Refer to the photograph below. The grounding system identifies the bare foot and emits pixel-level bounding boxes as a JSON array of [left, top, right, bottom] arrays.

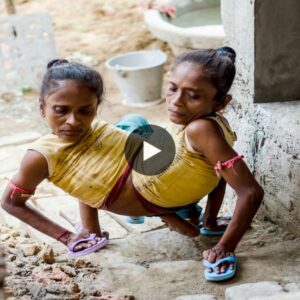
[[203, 217, 231, 231]]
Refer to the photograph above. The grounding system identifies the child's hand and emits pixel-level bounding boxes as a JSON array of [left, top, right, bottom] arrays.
[[203, 244, 235, 274]]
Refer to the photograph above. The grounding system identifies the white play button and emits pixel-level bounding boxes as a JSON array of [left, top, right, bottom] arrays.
[[143, 141, 161, 161], [124, 124, 175, 175]]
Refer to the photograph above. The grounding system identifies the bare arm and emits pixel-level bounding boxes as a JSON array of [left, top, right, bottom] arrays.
[[204, 177, 227, 227], [187, 119, 264, 253], [0, 150, 72, 245], [79, 202, 101, 236]]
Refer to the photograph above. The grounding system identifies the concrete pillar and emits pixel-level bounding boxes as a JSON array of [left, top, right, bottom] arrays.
[[221, 0, 300, 235], [254, 0, 300, 102]]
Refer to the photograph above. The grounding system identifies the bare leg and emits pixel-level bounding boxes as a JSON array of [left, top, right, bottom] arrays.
[[160, 213, 199, 237]]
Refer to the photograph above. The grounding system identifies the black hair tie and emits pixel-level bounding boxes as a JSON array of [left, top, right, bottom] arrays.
[[47, 59, 69, 69], [216, 47, 236, 64]]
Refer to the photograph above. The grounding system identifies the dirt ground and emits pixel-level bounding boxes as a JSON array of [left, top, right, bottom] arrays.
[[0, 0, 300, 299], [0, 0, 172, 136]]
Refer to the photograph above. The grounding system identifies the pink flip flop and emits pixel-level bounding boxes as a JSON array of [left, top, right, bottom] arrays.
[[68, 233, 108, 257]]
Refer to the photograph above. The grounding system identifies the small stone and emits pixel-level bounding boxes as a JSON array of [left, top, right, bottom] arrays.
[[100, 5, 116, 16], [59, 265, 76, 277], [10, 230, 20, 238], [283, 233, 295, 241], [15, 260, 25, 268], [30, 257, 40, 266], [42, 265, 52, 272], [251, 240, 265, 247], [18, 244, 41, 257], [49, 267, 71, 282], [266, 226, 278, 234], [8, 255, 16, 262], [0, 92, 16, 102], [73, 259, 89, 268], [40, 245, 55, 264], [6, 242, 16, 248], [0, 233, 10, 241], [93, 5, 116, 16], [225, 281, 284, 300]]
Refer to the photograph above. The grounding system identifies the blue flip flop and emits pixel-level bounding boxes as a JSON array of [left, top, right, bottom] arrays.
[[198, 215, 232, 236], [203, 256, 237, 282], [200, 227, 225, 236], [123, 216, 145, 224]]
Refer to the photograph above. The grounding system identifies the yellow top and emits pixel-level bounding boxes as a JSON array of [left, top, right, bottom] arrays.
[[29, 121, 131, 208], [29, 116, 236, 209], [132, 115, 237, 207]]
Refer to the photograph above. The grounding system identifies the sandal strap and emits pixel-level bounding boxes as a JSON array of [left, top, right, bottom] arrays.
[[68, 233, 96, 251], [203, 256, 237, 271]]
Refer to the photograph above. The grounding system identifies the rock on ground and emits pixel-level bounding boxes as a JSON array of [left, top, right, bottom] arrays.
[[225, 281, 284, 300]]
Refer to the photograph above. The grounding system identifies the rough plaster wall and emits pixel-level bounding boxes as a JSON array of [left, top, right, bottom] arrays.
[[221, 0, 300, 235], [253, 103, 300, 232], [254, 0, 300, 102]]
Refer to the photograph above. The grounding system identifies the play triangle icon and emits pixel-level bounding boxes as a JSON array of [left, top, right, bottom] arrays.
[[143, 141, 161, 161]]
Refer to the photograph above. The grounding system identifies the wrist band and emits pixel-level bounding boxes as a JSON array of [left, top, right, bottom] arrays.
[[56, 229, 69, 241]]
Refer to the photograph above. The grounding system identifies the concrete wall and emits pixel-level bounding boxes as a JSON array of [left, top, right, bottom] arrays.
[[221, 0, 300, 236], [254, 0, 300, 102]]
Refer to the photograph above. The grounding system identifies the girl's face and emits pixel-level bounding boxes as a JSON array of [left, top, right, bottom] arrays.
[[40, 80, 98, 141], [165, 62, 218, 125]]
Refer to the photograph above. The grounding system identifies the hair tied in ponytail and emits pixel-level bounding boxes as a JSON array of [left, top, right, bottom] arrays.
[[216, 47, 236, 64]]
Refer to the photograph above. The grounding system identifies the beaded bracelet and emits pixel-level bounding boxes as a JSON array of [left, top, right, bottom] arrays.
[[214, 155, 244, 177]]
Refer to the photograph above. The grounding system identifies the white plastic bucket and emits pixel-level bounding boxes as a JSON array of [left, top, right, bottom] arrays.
[[105, 50, 167, 107]]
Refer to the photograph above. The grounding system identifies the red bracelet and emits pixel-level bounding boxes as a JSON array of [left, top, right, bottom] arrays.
[[214, 155, 244, 177], [10, 180, 35, 199], [56, 229, 69, 241]]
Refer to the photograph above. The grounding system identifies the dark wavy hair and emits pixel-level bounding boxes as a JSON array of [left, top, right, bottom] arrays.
[[173, 47, 236, 108], [40, 59, 104, 104]]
